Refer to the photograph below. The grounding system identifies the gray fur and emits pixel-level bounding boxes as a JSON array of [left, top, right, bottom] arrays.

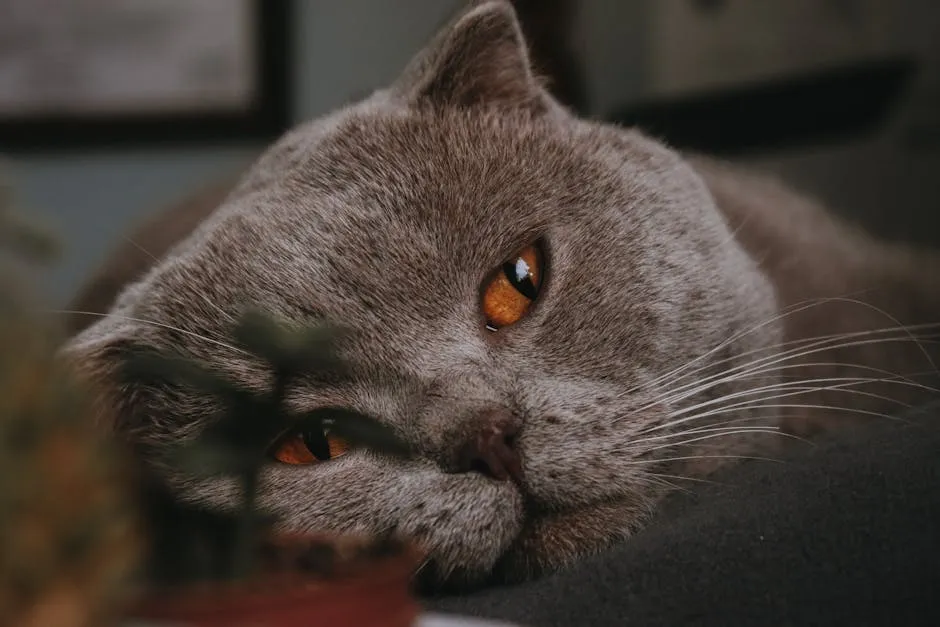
[[63, 0, 940, 588]]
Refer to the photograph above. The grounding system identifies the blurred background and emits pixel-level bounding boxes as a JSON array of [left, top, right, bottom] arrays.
[[1, 0, 939, 308]]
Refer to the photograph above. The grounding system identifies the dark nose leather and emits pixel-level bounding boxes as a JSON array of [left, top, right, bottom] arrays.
[[453, 409, 523, 482]]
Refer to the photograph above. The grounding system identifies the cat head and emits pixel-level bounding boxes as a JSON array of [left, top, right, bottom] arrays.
[[64, 0, 779, 589]]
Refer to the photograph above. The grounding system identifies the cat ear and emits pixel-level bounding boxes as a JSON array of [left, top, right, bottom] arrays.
[[392, 0, 549, 111]]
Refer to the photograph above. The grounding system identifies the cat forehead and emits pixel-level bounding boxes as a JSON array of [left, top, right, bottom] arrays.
[[127, 111, 600, 335], [284, 107, 617, 219], [214, 109, 620, 281]]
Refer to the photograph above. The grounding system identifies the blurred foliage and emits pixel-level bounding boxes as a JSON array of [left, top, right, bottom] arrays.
[[0, 169, 141, 627]]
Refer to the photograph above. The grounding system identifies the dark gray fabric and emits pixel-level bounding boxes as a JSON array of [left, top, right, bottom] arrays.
[[426, 411, 940, 626]]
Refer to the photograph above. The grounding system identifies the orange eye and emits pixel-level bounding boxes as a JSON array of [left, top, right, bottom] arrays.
[[481, 243, 544, 331], [272, 427, 351, 465]]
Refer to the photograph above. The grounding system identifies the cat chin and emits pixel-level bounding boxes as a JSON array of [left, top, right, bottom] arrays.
[[418, 493, 656, 593], [483, 495, 656, 588]]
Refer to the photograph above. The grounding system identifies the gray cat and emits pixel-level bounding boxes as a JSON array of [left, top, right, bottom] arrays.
[[64, 0, 940, 589]]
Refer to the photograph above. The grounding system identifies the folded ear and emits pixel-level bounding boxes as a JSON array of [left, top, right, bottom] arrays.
[[392, 0, 550, 112], [59, 318, 145, 434]]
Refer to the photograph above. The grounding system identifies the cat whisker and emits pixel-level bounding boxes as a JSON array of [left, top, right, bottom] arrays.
[[666, 402, 905, 437], [627, 296, 844, 398], [43, 309, 248, 355], [629, 364, 935, 436], [652, 358, 939, 426], [649, 375, 920, 434], [632, 453, 784, 466], [627, 424, 785, 447], [771, 368, 940, 379], [665, 327, 940, 401], [122, 235, 161, 264], [633, 428, 805, 455], [634, 472, 697, 494], [694, 330, 938, 402], [627, 294, 928, 398], [410, 555, 434, 582], [826, 296, 939, 375], [632, 302, 940, 405], [196, 293, 237, 324], [642, 471, 724, 488], [644, 332, 940, 414]]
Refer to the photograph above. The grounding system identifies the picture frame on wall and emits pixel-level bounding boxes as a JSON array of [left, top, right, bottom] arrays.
[[0, 0, 291, 152]]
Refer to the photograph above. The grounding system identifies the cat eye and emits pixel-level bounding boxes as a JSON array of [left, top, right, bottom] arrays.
[[271, 425, 351, 465], [481, 243, 544, 331]]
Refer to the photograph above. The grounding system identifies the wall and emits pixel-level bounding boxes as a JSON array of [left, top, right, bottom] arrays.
[[7, 145, 258, 306], [745, 0, 940, 246], [6, 0, 461, 307]]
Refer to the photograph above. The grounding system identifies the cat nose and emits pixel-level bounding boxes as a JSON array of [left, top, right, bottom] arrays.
[[452, 409, 523, 483]]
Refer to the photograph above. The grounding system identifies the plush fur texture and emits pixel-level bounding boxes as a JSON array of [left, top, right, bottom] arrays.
[[63, 0, 940, 590]]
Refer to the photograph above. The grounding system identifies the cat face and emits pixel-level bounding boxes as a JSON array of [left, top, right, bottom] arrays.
[[65, 1, 780, 588]]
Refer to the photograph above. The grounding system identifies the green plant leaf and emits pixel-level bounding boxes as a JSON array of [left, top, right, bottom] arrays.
[[195, 405, 291, 455], [121, 350, 252, 404], [164, 440, 263, 479], [232, 309, 348, 377], [0, 217, 59, 263]]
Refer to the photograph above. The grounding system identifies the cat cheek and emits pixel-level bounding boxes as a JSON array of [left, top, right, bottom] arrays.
[[515, 400, 672, 503]]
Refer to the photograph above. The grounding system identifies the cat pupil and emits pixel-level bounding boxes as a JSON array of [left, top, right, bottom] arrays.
[[301, 427, 331, 461], [503, 258, 538, 300]]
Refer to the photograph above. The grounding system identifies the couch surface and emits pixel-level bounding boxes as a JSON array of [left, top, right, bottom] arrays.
[[428, 406, 940, 626]]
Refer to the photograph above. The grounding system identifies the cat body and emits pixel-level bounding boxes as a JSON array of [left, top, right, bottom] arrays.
[[65, 1, 940, 589]]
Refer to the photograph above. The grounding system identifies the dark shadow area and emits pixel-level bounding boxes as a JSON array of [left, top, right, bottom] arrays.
[[609, 55, 918, 156]]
